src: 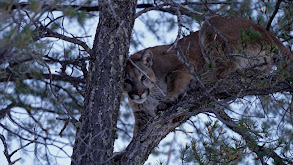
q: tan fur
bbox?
[124,32,204,136]
[199,16,292,78]
[124,16,292,137]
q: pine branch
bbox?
[212,108,291,164]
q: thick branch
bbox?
[9,3,153,12]
[9,2,239,12]
[0,72,84,83]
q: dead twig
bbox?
[35,56,78,124]
[0,134,37,165]
[36,25,93,55]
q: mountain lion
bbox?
[124,16,292,137]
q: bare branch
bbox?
[9,138,37,159]
[266,0,283,31]
[0,72,84,83]
[0,134,36,165]
[0,134,12,164]
[36,25,93,55]
[9,2,239,13]
[0,104,14,119]
[36,57,78,124]
[9,2,153,12]
[135,3,166,18]
[136,1,205,18]
[56,117,70,137]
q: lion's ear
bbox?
[141,49,153,67]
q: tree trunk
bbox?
[71,1,137,164]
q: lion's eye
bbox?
[124,79,133,85]
[141,75,146,81]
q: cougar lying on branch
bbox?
[123,15,292,137]
[199,16,292,78]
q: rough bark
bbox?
[71,1,137,165]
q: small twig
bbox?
[136,1,205,18]
[0,103,14,119]
[282,35,293,42]
[166,133,176,165]
[9,158,21,165]
[9,138,37,158]
[136,3,166,18]
[36,56,78,124]
[174,129,193,134]
[0,134,12,164]
[0,134,36,165]
[56,117,70,137]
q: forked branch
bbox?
[0,134,36,165]
[36,25,93,55]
